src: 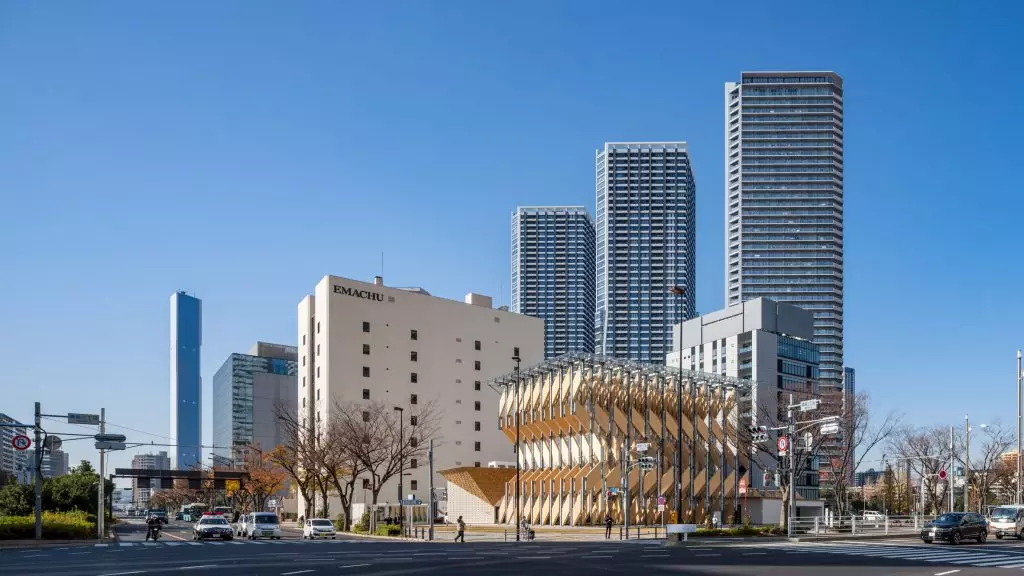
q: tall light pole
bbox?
[393,406,405,532]
[964,414,970,513]
[1018,350,1022,505]
[512,354,522,541]
[669,285,685,540]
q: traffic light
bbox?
[763,470,772,487]
[749,425,769,443]
[638,456,656,471]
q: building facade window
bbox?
[474,401,481,411]
[474,361,481,371]
[363,366,370,377]
[411,329,418,340]
[411,372,418,383]
[474,462,481,467]
[410,458,417,469]
[411,394,418,405]
[363,479,370,489]
[362,411,370,422]
[363,344,370,355]
[474,441,481,452]
[362,321,370,333]
[410,480,418,490]
[410,415,418,426]
[474,421,481,431]
[410,351,417,362]
[474,340,481,351]
[362,389,370,400]
[474,381,481,391]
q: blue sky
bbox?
[2,1,1023,476]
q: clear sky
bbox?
[2,1,1023,477]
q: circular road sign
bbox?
[939,469,947,480]
[777,436,789,452]
[11,435,31,451]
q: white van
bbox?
[247,512,282,540]
[989,505,1024,539]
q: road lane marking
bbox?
[22,554,48,558]
[119,542,134,547]
[340,565,371,569]
[71,552,91,555]
[98,571,145,576]
[518,556,552,559]
[281,571,315,575]
[742,552,767,556]
[934,571,960,576]
[95,543,109,547]
[165,542,182,546]
[581,555,613,559]
[178,565,218,570]
[695,553,721,557]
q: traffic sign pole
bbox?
[98,408,105,542]
[34,402,42,540]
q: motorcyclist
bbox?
[145,514,161,541]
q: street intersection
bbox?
[13,524,1024,575]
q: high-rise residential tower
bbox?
[596,142,696,363]
[725,72,844,387]
[170,291,202,470]
[511,206,596,358]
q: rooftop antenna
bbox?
[381,251,384,278]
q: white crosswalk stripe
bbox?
[114,539,361,548]
[762,541,1024,568]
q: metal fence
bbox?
[791,515,938,538]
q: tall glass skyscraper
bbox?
[212,342,297,466]
[511,206,596,358]
[596,142,696,363]
[725,72,844,387]
[170,291,202,470]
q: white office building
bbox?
[0,413,30,482]
[298,275,543,516]
[666,298,823,507]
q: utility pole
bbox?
[1018,350,1022,505]
[512,355,522,541]
[787,394,795,539]
[949,426,955,513]
[427,439,434,541]
[670,286,685,539]
[98,408,105,541]
[393,406,404,534]
[34,402,42,540]
[965,414,970,513]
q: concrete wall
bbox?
[446,482,495,525]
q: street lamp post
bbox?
[1018,351,1022,505]
[669,285,685,541]
[394,406,405,535]
[512,354,522,541]
[965,414,970,513]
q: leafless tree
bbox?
[334,400,441,512]
[321,414,365,531]
[271,405,319,519]
[823,392,901,516]
[966,424,1014,512]
[888,425,956,514]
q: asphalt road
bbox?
[11,532,1024,575]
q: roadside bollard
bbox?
[885,516,889,535]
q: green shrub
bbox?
[0,511,94,540]
[374,524,401,537]
[352,511,370,533]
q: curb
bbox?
[0,539,103,550]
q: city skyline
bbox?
[3,2,1022,475]
[170,291,203,470]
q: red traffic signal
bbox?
[938,469,947,480]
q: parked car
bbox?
[303,518,337,539]
[989,505,1024,539]
[193,515,234,540]
[922,512,988,545]
[861,510,884,522]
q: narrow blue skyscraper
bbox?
[170,291,202,470]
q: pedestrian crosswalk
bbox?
[115,538,360,548]
[769,541,1024,569]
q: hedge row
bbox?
[0,511,95,540]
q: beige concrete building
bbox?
[297,275,543,517]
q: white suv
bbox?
[303,518,337,539]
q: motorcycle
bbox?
[145,523,161,541]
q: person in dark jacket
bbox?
[604,514,613,539]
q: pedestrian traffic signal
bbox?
[763,470,772,487]
[638,456,656,471]
[749,425,769,443]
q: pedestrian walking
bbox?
[455,516,466,543]
[604,513,613,539]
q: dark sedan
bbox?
[193,516,234,540]
[922,512,988,545]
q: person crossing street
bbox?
[454,516,466,543]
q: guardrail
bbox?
[791,514,938,538]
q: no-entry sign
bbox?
[777,436,789,453]
[11,435,31,451]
